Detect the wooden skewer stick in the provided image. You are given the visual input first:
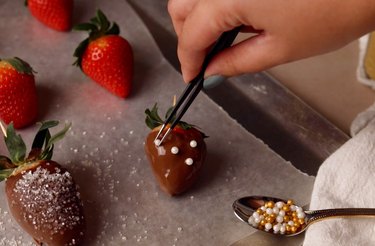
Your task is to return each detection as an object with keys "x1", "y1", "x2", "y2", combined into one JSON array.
[{"x1": 0, "y1": 122, "x2": 7, "y2": 138}]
